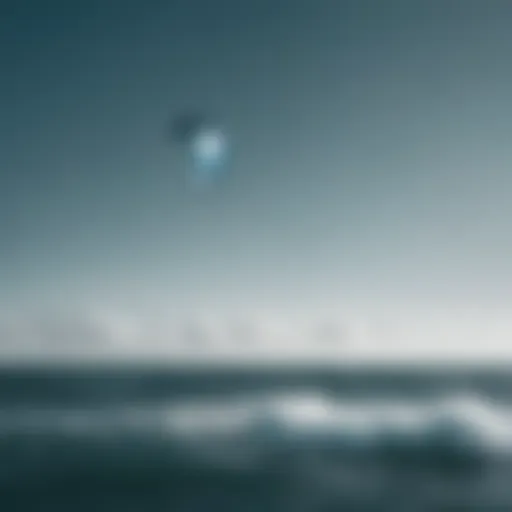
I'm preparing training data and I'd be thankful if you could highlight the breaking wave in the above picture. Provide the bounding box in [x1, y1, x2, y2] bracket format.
[1, 390, 511, 474]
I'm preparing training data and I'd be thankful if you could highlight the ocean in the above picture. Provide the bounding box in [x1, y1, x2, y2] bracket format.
[2, 365, 512, 511]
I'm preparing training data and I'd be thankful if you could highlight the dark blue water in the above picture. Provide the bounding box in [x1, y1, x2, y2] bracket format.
[2, 365, 512, 511]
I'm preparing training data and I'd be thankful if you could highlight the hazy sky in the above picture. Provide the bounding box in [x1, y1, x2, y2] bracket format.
[1, 1, 512, 359]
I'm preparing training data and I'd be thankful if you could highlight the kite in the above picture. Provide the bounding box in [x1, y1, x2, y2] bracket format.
[169, 112, 230, 186]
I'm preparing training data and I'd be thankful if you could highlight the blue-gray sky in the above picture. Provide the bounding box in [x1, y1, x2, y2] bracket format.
[1, 1, 512, 359]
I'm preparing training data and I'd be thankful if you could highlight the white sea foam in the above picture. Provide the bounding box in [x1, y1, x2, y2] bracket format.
[161, 390, 512, 459]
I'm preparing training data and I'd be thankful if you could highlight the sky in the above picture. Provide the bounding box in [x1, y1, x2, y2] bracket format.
[1, 0, 512, 361]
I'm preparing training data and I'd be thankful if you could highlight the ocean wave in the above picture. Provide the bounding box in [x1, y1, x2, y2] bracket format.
[0, 390, 511, 478]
